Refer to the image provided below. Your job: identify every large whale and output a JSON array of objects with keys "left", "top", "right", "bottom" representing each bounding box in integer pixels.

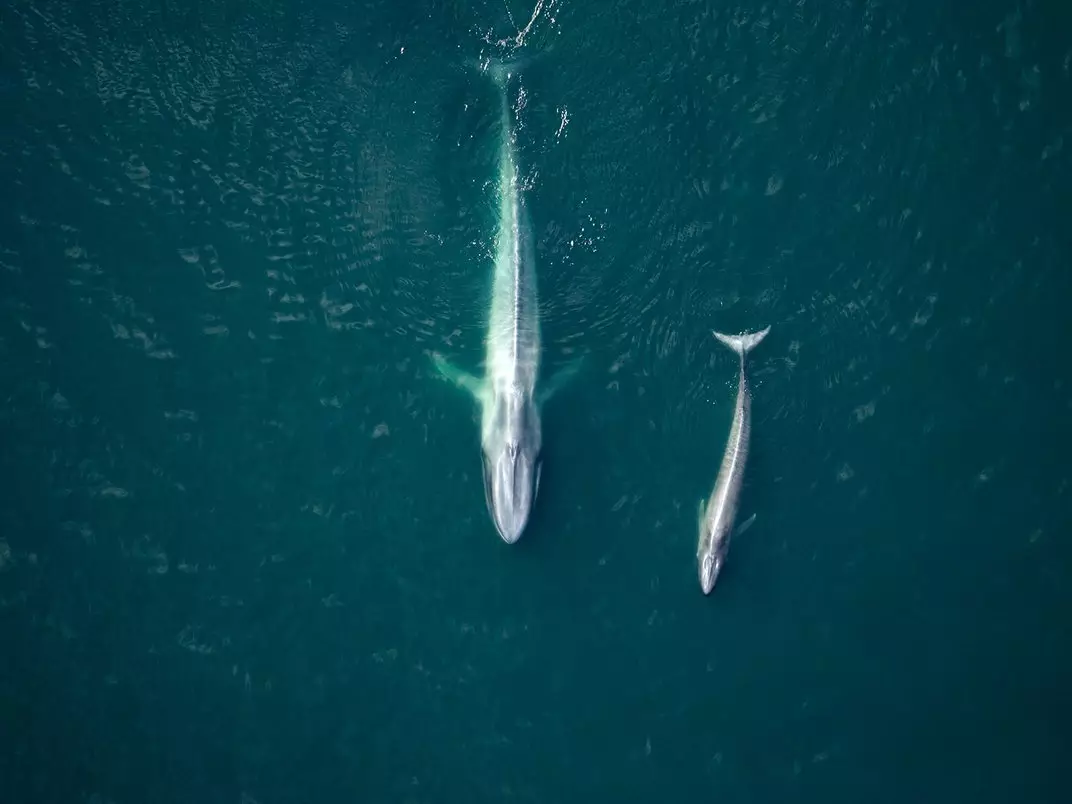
[
  {"left": 432, "top": 59, "right": 563, "bottom": 544},
  {"left": 697, "top": 326, "right": 770, "bottom": 593}
]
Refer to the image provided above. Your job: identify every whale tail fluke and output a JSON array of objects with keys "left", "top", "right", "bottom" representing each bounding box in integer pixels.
[
  {"left": 712, "top": 326, "right": 771, "bottom": 364},
  {"left": 487, "top": 56, "right": 527, "bottom": 88},
  {"left": 462, "top": 51, "right": 541, "bottom": 88}
]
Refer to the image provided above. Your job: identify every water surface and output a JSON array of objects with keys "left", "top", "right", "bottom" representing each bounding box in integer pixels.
[{"left": 1, "top": 1, "right": 1070, "bottom": 802}]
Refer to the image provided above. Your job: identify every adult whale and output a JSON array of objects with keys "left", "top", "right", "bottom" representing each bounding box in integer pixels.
[
  {"left": 697, "top": 326, "right": 770, "bottom": 593},
  {"left": 432, "top": 58, "right": 569, "bottom": 544}
]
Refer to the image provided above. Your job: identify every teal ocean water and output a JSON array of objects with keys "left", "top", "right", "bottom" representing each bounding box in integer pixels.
[{"left": 2, "top": 1, "right": 1070, "bottom": 802}]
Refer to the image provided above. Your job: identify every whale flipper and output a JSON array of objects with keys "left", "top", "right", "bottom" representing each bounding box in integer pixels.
[
  {"left": 734, "top": 513, "right": 757, "bottom": 538},
  {"left": 537, "top": 357, "right": 583, "bottom": 407},
  {"left": 431, "top": 353, "right": 484, "bottom": 401}
]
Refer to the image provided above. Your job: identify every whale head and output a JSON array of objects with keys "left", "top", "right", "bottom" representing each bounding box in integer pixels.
[
  {"left": 482, "top": 438, "right": 542, "bottom": 544},
  {"left": 700, "top": 552, "right": 723, "bottom": 595}
]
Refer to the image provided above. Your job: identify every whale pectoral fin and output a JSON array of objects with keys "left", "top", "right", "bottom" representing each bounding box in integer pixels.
[
  {"left": 430, "top": 352, "right": 483, "bottom": 400},
  {"left": 537, "top": 356, "right": 584, "bottom": 407},
  {"left": 697, "top": 499, "right": 707, "bottom": 528},
  {"left": 734, "top": 513, "right": 757, "bottom": 538}
]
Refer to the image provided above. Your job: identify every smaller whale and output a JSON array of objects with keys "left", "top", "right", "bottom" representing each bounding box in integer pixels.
[{"left": 697, "top": 325, "right": 770, "bottom": 594}]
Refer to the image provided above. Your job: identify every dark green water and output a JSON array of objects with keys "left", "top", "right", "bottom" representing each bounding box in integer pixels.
[{"left": 2, "top": 0, "right": 1070, "bottom": 802}]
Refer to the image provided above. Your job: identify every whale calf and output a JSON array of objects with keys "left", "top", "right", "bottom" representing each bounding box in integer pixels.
[{"left": 697, "top": 326, "right": 771, "bottom": 593}]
